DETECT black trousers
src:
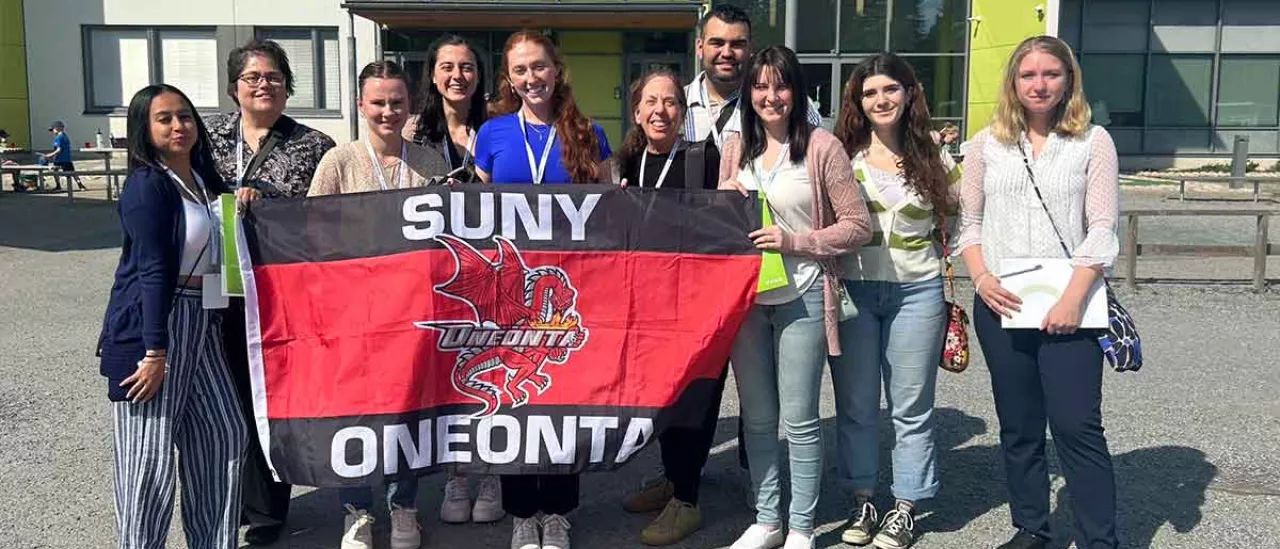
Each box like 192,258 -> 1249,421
224,298 -> 293,529
660,361 -> 731,504
501,474 -> 579,518
973,298 -> 1118,549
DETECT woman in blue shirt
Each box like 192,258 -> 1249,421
474,31 -> 611,185
473,30 -> 611,549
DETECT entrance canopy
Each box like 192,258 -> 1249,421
343,1 -> 704,30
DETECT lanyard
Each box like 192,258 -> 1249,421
700,75 -> 738,147
639,139 -> 680,189
443,128 -> 476,172
162,165 -> 218,264
235,122 -> 246,188
753,142 -> 791,198
518,110 -> 557,185
364,139 -> 408,191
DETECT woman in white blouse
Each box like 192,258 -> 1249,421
955,36 -> 1120,549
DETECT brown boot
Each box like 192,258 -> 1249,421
639,498 -> 701,546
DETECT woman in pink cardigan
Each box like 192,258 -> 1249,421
718,45 -> 871,549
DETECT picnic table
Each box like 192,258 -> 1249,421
0,163 -> 57,192
78,147 -> 127,200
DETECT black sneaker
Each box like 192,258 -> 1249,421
841,497 -> 878,546
244,523 -> 284,546
872,502 -> 916,549
995,530 -> 1048,549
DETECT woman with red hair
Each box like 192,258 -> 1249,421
472,30 -> 612,549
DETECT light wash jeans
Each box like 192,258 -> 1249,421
829,278 -> 945,503
338,480 -> 419,511
731,284 -> 827,534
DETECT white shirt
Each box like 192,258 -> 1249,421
683,72 -> 825,149
179,198 -> 215,276
735,154 -> 820,305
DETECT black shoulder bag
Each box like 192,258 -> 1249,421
1017,142 -> 1143,372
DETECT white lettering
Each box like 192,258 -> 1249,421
615,418 -> 654,464
402,194 -> 445,240
526,415 -> 577,465
332,426 -> 379,478
555,194 -> 600,241
450,192 -> 494,239
476,415 -> 522,464
578,416 -> 619,463
437,414 -> 472,464
383,421 -> 432,475
502,193 -> 553,241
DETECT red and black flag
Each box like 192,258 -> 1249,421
237,184 -> 761,487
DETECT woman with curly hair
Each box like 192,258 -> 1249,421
829,53 -> 961,549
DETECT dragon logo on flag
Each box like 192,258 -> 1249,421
414,236 -> 589,418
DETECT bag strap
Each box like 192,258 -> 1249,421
714,98 -> 738,134
1016,141 -> 1073,259
684,140 -> 706,190
936,212 -> 959,300
242,117 -> 293,187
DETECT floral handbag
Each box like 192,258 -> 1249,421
937,219 -> 971,373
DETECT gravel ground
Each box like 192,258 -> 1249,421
1,191 -> 1278,549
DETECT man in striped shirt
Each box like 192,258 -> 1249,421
684,5 -> 824,149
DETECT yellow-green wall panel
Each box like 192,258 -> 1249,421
0,0 -> 27,147
965,0 -> 1047,138
558,31 -> 622,55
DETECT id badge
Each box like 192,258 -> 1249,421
203,274 -> 229,309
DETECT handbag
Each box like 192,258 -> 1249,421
1017,142 -> 1143,372
936,217 -> 971,373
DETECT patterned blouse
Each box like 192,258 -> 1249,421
205,111 -> 337,198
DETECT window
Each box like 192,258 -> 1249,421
1222,0 -> 1280,53
1145,55 -> 1213,126
801,63 -> 835,120
256,28 -> 341,112
1081,0 -> 1148,52
891,0 -> 966,53
796,0 -> 837,53
1060,0 -> 1083,51
1150,0 -> 1217,53
912,56 -> 965,119
840,0 -> 889,53
1217,56 -> 1280,127
715,0 -> 786,48
1081,54 -> 1145,126
83,26 -> 218,112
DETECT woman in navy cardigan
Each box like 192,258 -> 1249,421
98,84 -> 256,549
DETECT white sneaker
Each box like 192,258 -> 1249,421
540,513 -> 571,549
472,474 -> 506,523
511,516 -> 541,549
730,524 -> 785,549
783,531 -> 815,549
440,472 -> 472,524
390,505 -> 422,549
341,504 -> 374,549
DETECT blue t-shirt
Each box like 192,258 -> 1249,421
474,113 -> 611,184
52,133 -> 72,163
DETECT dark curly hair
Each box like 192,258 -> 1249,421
491,31 -> 604,183
835,53 -> 954,215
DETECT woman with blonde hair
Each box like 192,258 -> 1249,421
955,35 -> 1120,549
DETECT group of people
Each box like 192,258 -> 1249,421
96,5 -> 1123,549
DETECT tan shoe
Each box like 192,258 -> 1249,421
622,477 -> 675,513
639,498 -> 702,546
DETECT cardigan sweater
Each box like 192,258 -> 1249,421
98,163 -> 228,401
719,128 -> 872,355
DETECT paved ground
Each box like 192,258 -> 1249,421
1,190 -> 1278,549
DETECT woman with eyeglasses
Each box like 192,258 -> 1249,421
98,83 -> 250,549
203,38 -> 336,546
307,60 -> 448,549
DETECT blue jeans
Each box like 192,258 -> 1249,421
829,278 -> 945,503
338,480 -> 419,511
731,284 -> 826,533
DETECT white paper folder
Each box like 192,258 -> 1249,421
998,258 -> 1107,330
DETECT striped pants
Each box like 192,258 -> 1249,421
112,291 -> 248,549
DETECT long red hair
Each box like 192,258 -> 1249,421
492,31 -> 603,183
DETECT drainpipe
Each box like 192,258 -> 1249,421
784,0 -> 798,49
348,11 -> 359,141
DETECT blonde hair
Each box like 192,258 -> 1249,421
991,35 -> 1091,144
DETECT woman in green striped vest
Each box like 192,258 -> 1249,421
829,53 -> 961,549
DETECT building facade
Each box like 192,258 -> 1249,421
14,0 -> 1278,166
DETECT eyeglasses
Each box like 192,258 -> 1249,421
238,73 -> 286,87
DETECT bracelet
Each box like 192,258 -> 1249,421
973,271 -> 992,287
144,352 -> 166,358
